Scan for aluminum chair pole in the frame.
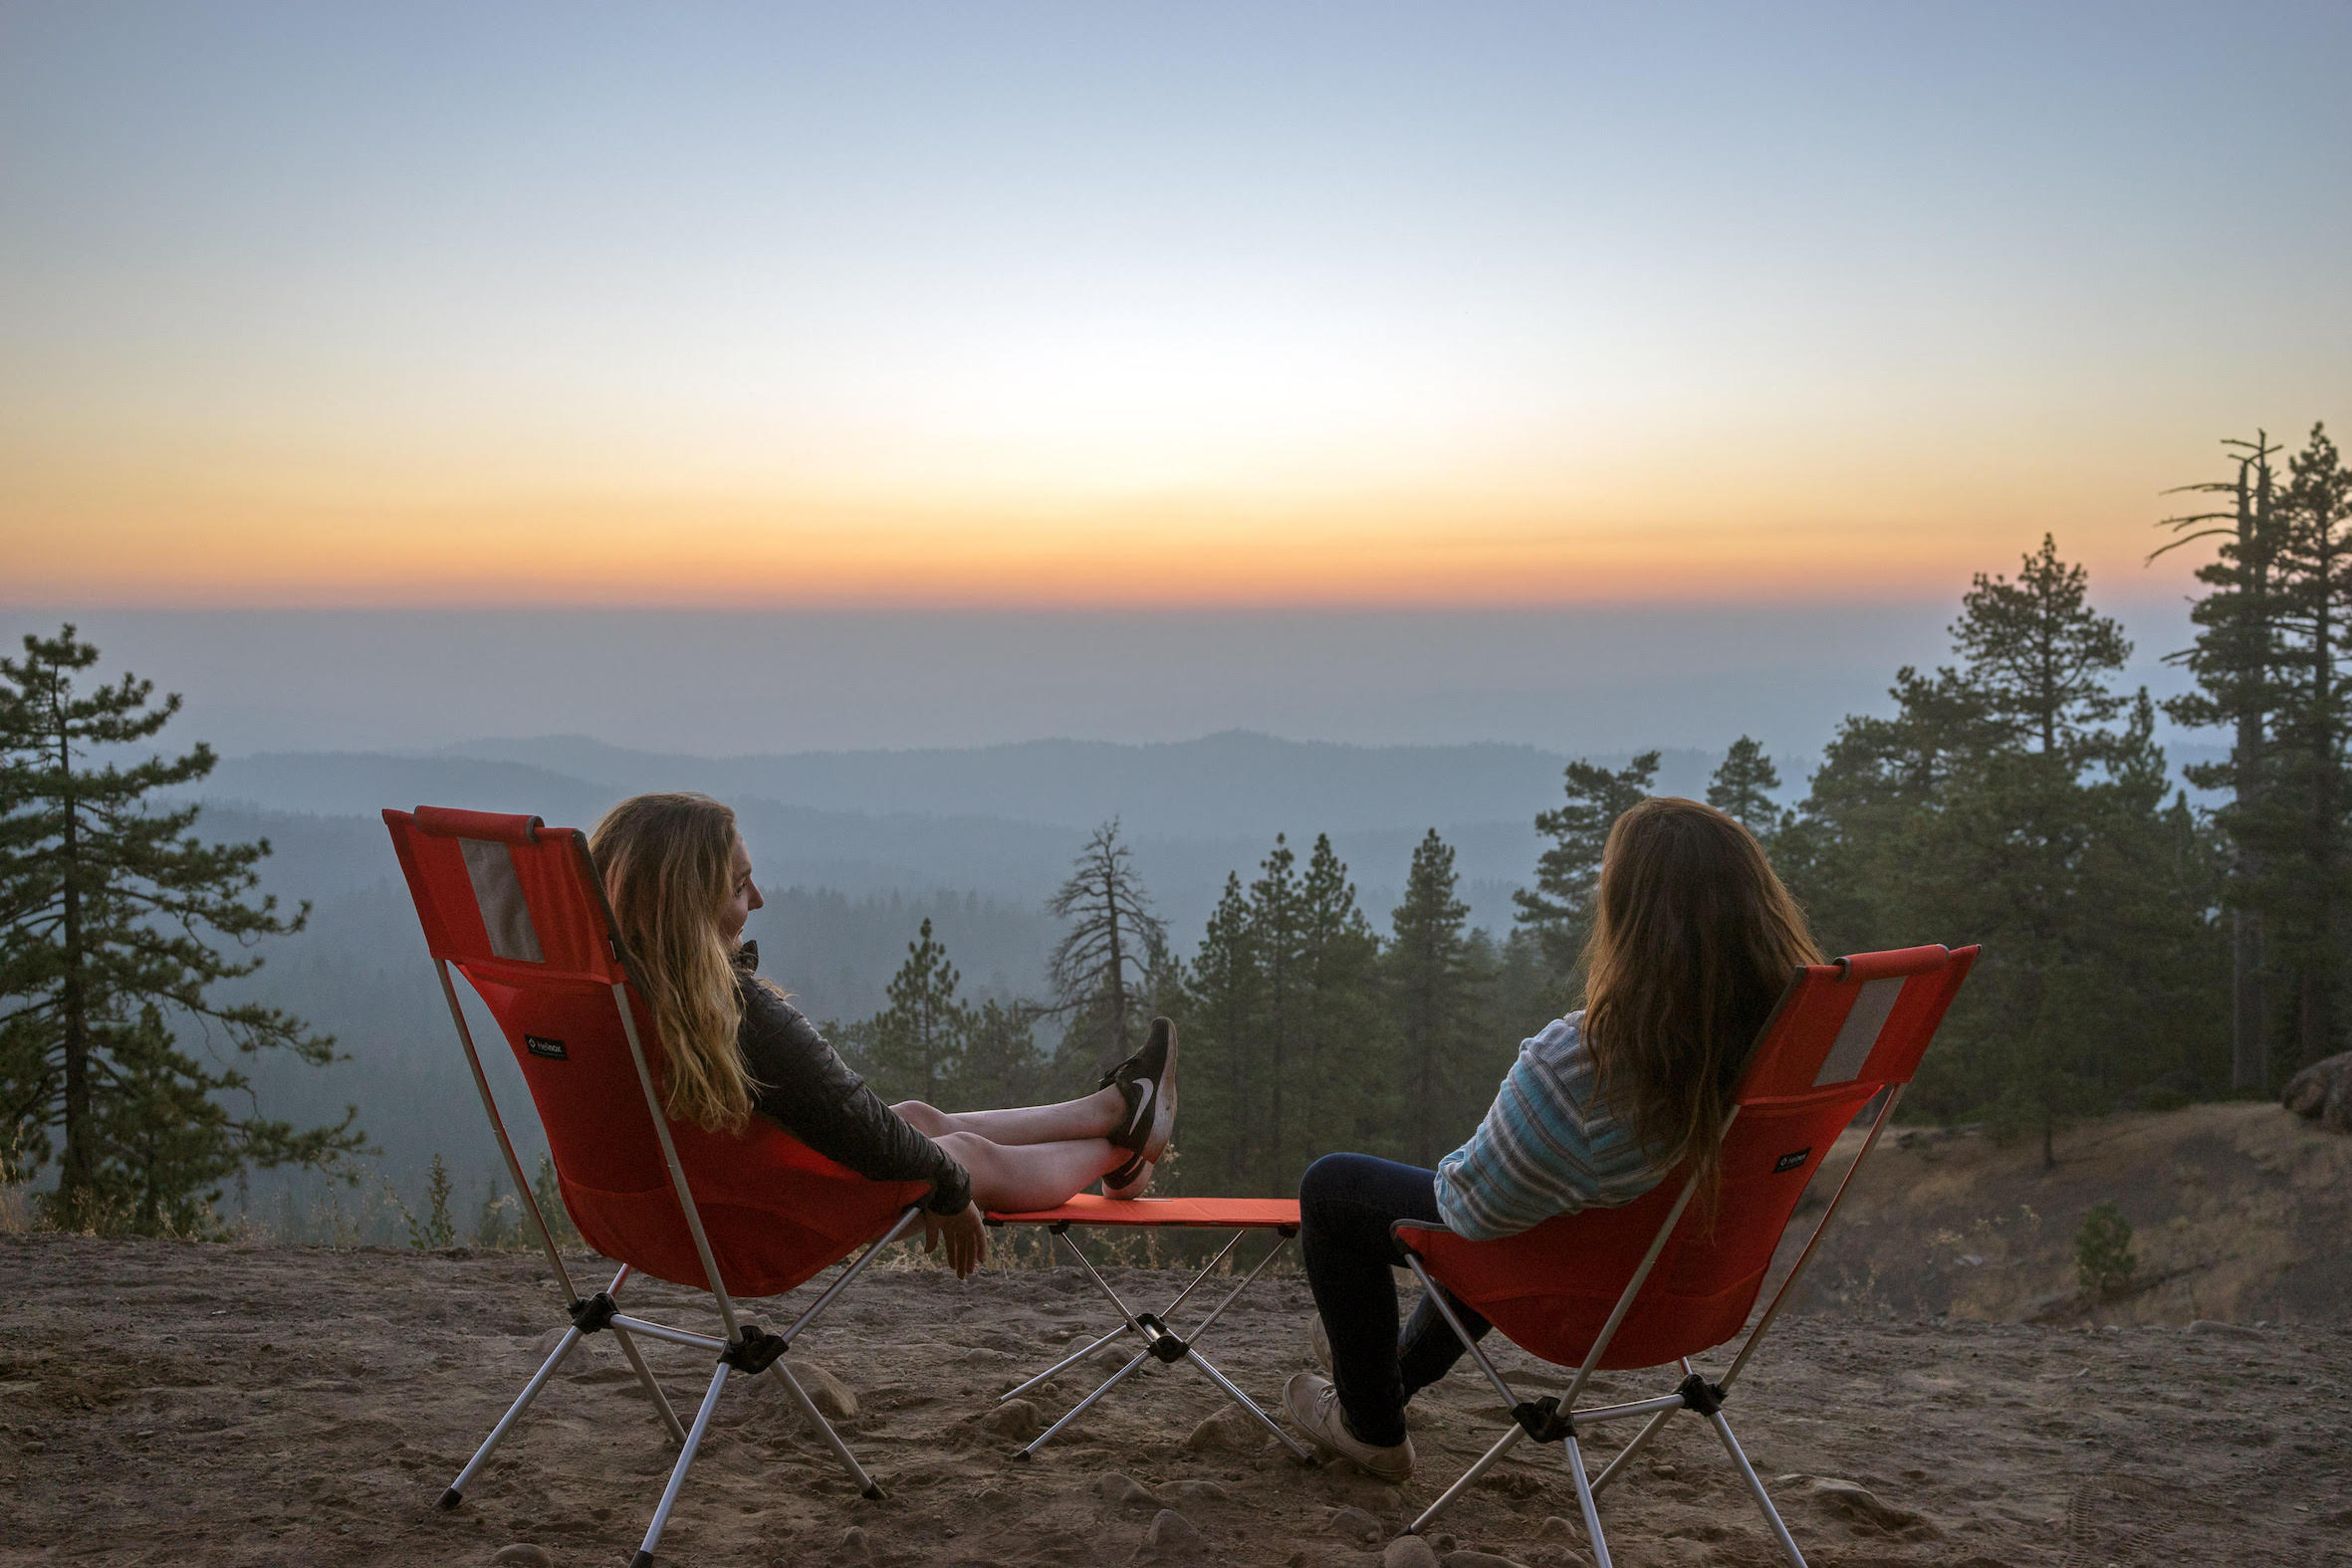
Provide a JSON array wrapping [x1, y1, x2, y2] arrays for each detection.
[[773, 1363, 884, 1498], [1708, 1410, 1807, 1568], [1721, 1085, 1906, 1394], [1407, 1424, 1525, 1535], [441, 1327, 584, 1506], [1588, 1406, 1675, 1494], [600, 1263, 686, 1447], [1561, 1430, 1615, 1568], [781, 1206, 923, 1345], [1000, 1230, 1247, 1404], [611, 983, 743, 1344], [632, 1362, 731, 1568], [432, 961, 579, 1303], [1182, 1345, 1313, 1461], [1561, 1106, 1736, 1411]]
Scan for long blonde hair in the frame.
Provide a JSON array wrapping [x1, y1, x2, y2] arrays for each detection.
[[1579, 796, 1821, 1200], [589, 792, 756, 1133]]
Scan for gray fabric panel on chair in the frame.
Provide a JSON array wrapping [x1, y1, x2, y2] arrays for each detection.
[[460, 838, 546, 963], [1814, 976, 1902, 1085]]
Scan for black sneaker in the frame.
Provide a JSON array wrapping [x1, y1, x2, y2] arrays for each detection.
[[1100, 1016, 1177, 1167]]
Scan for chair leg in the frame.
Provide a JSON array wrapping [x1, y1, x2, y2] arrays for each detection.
[[1706, 1410, 1808, 1568], [611, 1326, 686, 1448], [631, 1362, 730, 1568], [1589, 1405, 1675, 1495], [772, 1362, 884, 1499], [1181, 1346, 1313, 1461], [440, 1326, 586, 1508], [1406, 1423, 1525, 1534], [1561, 1430, 1616, 1568]]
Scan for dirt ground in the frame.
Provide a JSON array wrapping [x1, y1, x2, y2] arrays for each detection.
[[1783, 1102, 2352, 1327], [5, 1231, 2349, 1568]]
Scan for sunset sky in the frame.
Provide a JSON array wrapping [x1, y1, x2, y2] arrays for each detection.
[[5, 2, 2346, 610]]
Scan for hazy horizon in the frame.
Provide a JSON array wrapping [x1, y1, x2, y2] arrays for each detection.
[[1, 595, 2207, 761]]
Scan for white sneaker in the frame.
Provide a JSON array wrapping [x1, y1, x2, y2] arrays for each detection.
[[1284, 1372, 1414, 1482]]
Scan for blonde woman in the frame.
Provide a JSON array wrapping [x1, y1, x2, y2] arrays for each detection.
[[1287, 796, 1821, 1480], [589, 792, 1176, 1279]]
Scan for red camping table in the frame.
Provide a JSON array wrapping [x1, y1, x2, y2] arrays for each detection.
[[986, 1195, 1313, 1461]]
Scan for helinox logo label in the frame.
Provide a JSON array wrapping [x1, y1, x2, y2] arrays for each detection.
[[1772, 1148, 1810, 1174], [525, 1034, 569, 1060]]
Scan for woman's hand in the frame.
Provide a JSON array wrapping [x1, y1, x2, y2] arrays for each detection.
[[921, 1202, 988, 1279]]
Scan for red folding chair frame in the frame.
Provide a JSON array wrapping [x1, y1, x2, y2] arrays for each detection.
[[985, 1196, 1314, 1461], [385, 806, 927, 1568], [1392, 944, 1977, 1568]]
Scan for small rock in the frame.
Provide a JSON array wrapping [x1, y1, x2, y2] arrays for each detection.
[[1136, 1508, 1206, 1558], [1095, 1472, 1162, 1510], [1808, 1478, 1927, 1532], [785, 1360, 858, 1419], [1170, 1479, 1230, 1501], [2189, 1319, 2261, 1340], [982, 1399, 1043, 1440], [1326, 1506, 1384, 1546], [491, 1548, 555, 1568], [2282, 1049, 2352, 1132], [527, 1327, 576, 1360], [1440, 1552, 1529, 1568], [1533, 1516, 1580, 1541], [1382, 1535, 1442, 1568], [1185, 1407, 1257, 1452], [836, 1524, 871, 1561]]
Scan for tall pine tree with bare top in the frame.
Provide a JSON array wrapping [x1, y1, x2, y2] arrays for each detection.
[[1045, 819, 1166, 1075]]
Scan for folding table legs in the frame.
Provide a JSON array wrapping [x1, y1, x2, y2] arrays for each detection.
[[1003, 1226, 1312, 1462]]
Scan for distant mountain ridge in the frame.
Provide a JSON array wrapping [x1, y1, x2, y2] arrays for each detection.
[[431, 730, 1724, 837]]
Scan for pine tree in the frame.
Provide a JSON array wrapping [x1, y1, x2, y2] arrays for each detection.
[[1385, 830, 1486, 1168], [531, 1152, 580, 1249], [957, 998, 1045, 1110], [1514, 752, 1658, 983], [1788, 542, 2228, 1161], [1045, 819, 1167, 1073], [2156, 432, 2286, 1091], [1171, 872, 1260, 1189], [1294, 834, 1383, 1174], [861, 918, 972, 1105], [411, 1153, 456, 1250], [1248, 835, 1307, 1188], [0, 625, 362, 1232], [1706, 737, 1784, 838]]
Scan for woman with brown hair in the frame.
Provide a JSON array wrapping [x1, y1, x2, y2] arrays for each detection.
[[589, 792, 1176, 1280], [1284, 796, 1820, 1480]]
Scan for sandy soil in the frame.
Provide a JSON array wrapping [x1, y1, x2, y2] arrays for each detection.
[[5, 1231, 2349, 1568]]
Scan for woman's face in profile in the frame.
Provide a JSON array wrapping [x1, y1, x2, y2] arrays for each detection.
[[716, 835, 763, 947]]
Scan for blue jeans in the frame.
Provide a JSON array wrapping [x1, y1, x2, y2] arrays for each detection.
[[1298, 1152, 1493, 1448]]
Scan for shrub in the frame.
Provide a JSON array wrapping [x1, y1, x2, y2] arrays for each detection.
[[2074, 1202, 2136, 1300]]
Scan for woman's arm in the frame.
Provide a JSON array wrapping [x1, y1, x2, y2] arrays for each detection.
[[736, 985, 973, 1215]]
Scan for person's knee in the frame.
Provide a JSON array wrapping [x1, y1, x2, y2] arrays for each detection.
[[893, 1099, 950, 1136], [1299, 1150, 1371, 1205]]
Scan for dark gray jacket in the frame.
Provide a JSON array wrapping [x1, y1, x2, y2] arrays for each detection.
[[733, 945, 972, 1215]]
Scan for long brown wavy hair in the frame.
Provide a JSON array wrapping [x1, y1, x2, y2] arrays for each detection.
[[1579, 796, 1821, 1201], [589, 792, 757, 1133]]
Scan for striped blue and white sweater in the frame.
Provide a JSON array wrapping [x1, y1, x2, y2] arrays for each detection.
[[1431, 1011, 1666, 1240]]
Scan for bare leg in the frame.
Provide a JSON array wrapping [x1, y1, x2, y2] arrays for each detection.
[[893, 1086, 1126, 1148], [934, 1130, 1131, 1214]]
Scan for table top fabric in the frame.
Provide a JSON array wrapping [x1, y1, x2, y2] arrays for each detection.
[[986, 1194, 1300, 1229]]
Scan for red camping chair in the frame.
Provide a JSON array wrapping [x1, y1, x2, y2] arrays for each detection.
[[384, 806, 933, 1568], [1394, 943, 1977, 1568], [985, 1195, 1314, 1461]]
